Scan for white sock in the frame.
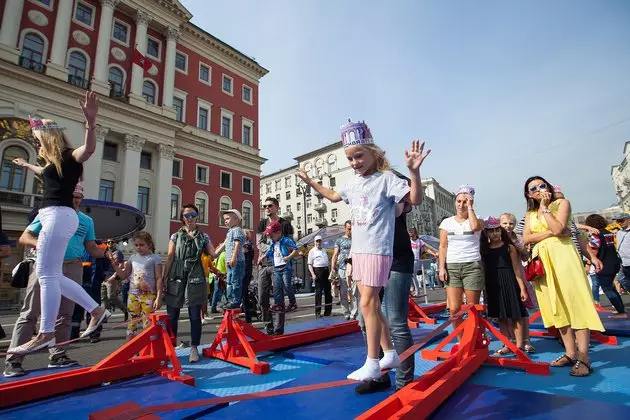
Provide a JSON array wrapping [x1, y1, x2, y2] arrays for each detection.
[[347, 357, 381, 381], [379, 349, 401, 370]]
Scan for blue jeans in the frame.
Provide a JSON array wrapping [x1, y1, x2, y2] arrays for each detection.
[[121, 281, 130, 307], [167, 304, 202, 346], [357, 270, 415, 389], [211, 279, 224, 310], [227, 260, 245, 305], [591, 275, 601, 302], [273, 265, 296, 306], [592, 274, 626, 314]]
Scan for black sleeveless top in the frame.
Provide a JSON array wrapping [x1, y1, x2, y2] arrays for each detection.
[[40, 148, 83, 209]]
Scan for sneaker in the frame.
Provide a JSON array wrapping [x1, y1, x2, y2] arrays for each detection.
[[270, 304, 284, 313], [354, 377, 391, 395], [90, 337, 101, 344], [3, 362, 26, 378], [210, 308, 219, 314], [224, 302, 241, 310], [189, 346, 200, 363], [287, 303, 298, 313], [176, 341, 190, 349], [48, 355, 79, 368]]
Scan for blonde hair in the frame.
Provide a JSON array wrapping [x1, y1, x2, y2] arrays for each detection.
[[34, 119, 71, 177], [361, 144, 391, 172], [499, 213, 517, 223]]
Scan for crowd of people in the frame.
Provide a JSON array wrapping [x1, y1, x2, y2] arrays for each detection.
[[1, 101, 628, 389]]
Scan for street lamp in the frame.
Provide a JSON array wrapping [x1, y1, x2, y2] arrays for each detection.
[[296, 177, 312, 292]]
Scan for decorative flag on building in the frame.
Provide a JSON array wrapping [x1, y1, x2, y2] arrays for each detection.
[[133, 48, 152, 72]]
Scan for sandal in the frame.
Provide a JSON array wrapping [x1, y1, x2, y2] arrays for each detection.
[[522, 343, 536, 353], [570, 359, 593, 377], [493, 346, 513, 356], [550, 354, 576, 367]]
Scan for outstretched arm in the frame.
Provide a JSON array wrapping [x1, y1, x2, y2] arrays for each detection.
[[12, 158, 43, 175], [72, 91, 99, 163], [297, 171, 342, 202], [403, 139, 430, 205]]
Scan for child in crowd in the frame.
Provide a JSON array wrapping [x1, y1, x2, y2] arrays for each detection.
[[209, 250, 227, 313], [111, 231, 162, 339], [500, 212, 536, 352], [480, 217, 530, 355], [257, 220, 299, 312], [218, 209, 245, 309], [298, 119, 429, 381]]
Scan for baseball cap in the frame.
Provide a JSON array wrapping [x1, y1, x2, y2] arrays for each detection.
[[222, 208, 242, 220], [612, 212, 630, 221], [314, 235, 323, 241], [264, 220, 282, 235]]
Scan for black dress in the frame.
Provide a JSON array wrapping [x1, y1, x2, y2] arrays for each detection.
[[484, 244, 529, 319]]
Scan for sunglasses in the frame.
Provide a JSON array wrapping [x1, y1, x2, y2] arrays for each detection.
[[528, 182, 547, 193], [183, 212, 198, 219], [263, 204, 275, 209]]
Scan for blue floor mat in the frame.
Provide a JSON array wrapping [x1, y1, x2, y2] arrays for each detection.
[[530, 312, 630, 336], [431, 383, 630, 419]]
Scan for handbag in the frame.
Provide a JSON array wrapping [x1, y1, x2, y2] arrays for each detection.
[[11, 259, 33, 288], [524, 255, 544, 282]]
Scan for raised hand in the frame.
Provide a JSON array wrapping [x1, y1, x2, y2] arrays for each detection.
[[297, 170, 311, 184], [79, 91, 99, 126], [12, 157, 27, 167], [404, 139, 431, 172], [540, 190, 552, 209], [464, 194, 474, 209]]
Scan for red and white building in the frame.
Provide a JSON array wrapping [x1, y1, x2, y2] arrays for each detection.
[[0, 0, 267, 307]]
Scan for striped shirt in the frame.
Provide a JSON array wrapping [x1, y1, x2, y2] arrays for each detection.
[[515, 215, 582, 253]]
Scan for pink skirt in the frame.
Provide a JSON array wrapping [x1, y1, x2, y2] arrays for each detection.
[[352, 254, 393, 288]]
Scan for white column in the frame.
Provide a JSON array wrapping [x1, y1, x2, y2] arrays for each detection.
[[0, 0, 25, 64], [120, 134, 145, 206], [128, 10, 151, 105], [90, 0, 121, 96], [161, 27, 179, 117], [153, 144, 174, 254], [83, 126, 108, 199], [45, 0, 74, 80]]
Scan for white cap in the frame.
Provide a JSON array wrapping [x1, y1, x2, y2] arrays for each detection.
[[222, 208, 242, 220], [314, 235, 323, 241]]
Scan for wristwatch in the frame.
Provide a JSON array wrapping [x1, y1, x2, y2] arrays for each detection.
[[541, 209, 552, 214]]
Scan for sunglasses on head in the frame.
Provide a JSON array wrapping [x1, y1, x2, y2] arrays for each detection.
[[529, 182, 547, 193], [183, 212, 198, 219]]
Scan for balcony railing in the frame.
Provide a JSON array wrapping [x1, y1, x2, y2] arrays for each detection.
[[68, 75, 88, 89], [314, 217, 328, 227], [19, 56, 46, 74], [314, 202, 327, 213], [283, 212, 294, 221], [109, 86, 127, 101], [0, 189, 42, 208]]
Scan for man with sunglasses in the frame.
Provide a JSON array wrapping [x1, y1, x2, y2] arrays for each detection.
[[257, 197, 294, 335]]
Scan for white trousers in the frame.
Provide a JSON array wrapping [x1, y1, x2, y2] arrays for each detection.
[[36, 206, 98, 333]]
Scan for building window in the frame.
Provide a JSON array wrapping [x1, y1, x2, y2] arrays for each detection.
[[265, 183, 271, 193], [196, 165, 208, 184], [198, 107, 208, 130], [219, 196, 232, 226], [275, 194, 280, 201], [307, 214, 312, 223], [99, 179, 114, 201], [173, 96, 184, 122], [222, 74, 233, 94], [242, 201, 252, 230], [242, 177, 252, 194], [102, 142, 117, 161], [220, 171, 232, 189], [285, 191, 291, 200], [286, 205, 292, 213], [331, 209, 338, 219], [67, 51, 87, 87], [306, 199, 311, 208], [242, 124, 251, 146], [170, 187, 180, 220], [20, 33, 45, 68], [172, 158, 182, 178], [146, 38, 160, 59], [297, 202, 301, 211], [298, 231, 302, 238], [140, 151, 151, 170], [296, 188, 301, 196], [34, 0, 52, 7], [284, 176, 291, 188], [242, 85, 252, 104], [112, 20, 129, 45], [195, 192, 208, 224], [329, 177, 336, 188], [108, 66, 125, 97], [199, 63, 210, 83], [274, 179, 281, 191], [221, 115, 231, 138], [307, 228, 313, 234], [175, 52, 187, 72], [142, 80, 156, 104], [137, 186, 150, 214], [0, 146, 28, 192], [297, 216, 302, 226], [74, 2, 94, 28]]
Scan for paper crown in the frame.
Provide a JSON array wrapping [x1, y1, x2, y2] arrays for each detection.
[[28, 115, 65, 131], [456, 184, 475, 197], [551, 184, 562, 193], [484, 216, 501, 229], [340, 118, 374, 148]]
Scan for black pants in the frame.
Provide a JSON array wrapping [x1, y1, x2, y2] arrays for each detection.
[[167, 305, 202, 346], [71, 266, 102, 339], [258, 265, 285, 334], [242, 268, 254, 323], [314, 267, 332, 316]]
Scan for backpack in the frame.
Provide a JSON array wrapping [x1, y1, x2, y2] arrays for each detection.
[[596, 229, 621, 276]]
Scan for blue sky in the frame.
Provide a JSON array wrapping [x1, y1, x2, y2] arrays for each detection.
[[182, 0, 630, 218]]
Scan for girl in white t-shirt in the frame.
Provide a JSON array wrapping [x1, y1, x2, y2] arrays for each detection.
[[111, 231, 163, 339], [438, 185, 484, 336], [298, 119, 430, 382]]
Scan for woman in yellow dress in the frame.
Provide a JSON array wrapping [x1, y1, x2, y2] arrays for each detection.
[[522, 176, 604, 377]]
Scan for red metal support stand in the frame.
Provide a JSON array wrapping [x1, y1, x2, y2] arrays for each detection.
[[0, 314, 193, 409], [202, 309, 361, 374], [528, 310, 618, 345], [407, 298, 447, 327], [357, 305, 549, 420]]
